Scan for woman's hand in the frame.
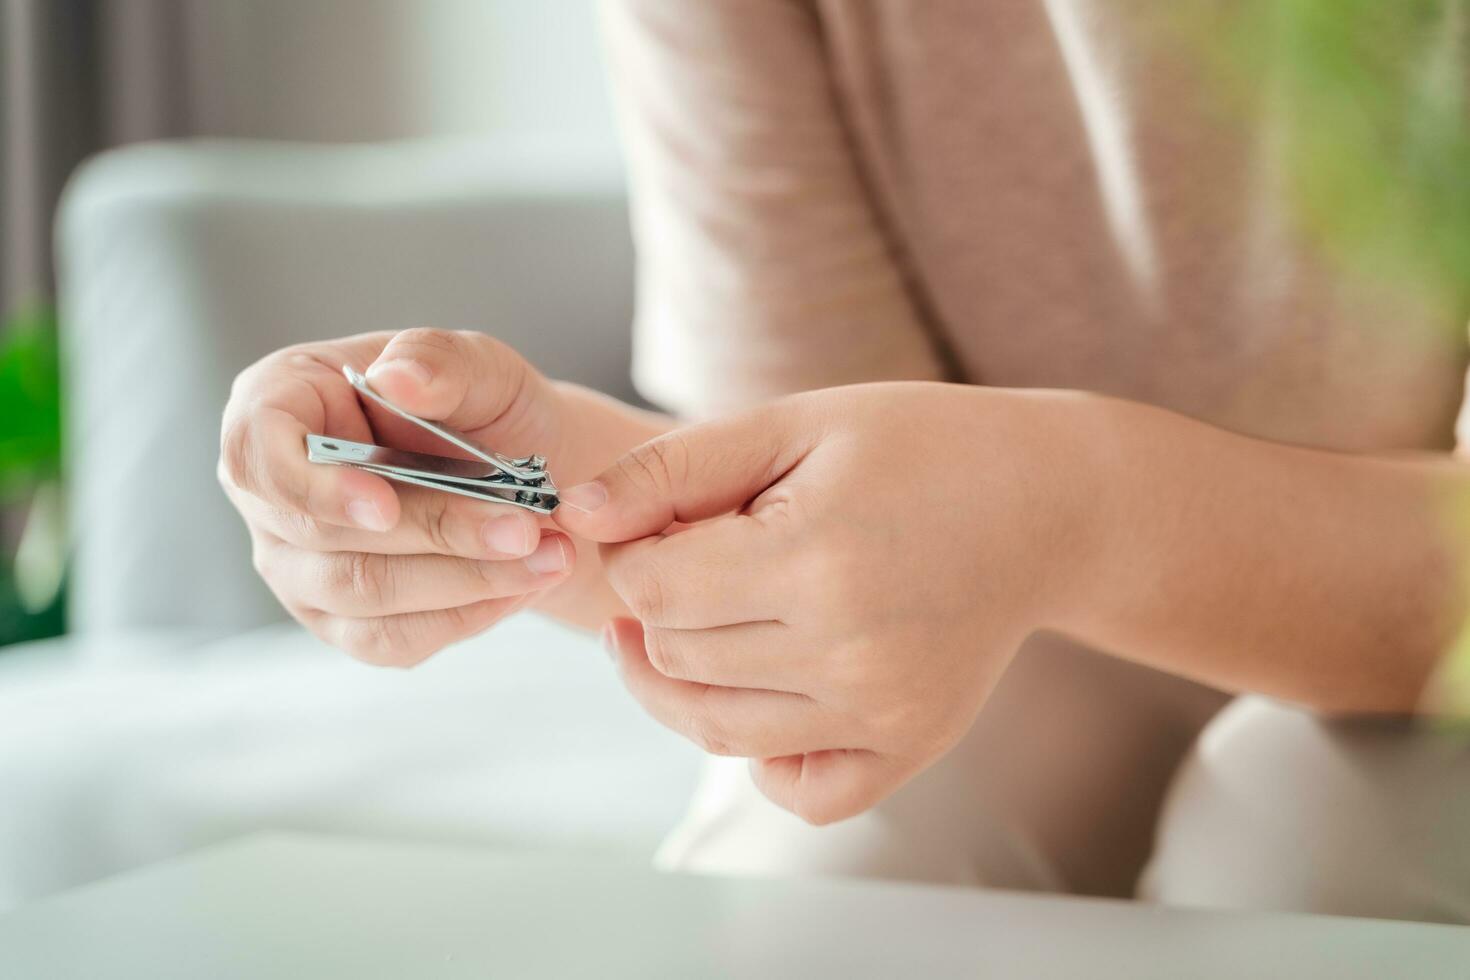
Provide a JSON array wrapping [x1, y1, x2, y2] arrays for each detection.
[[556, 382, 1110, 824], [219, 329, 580, 666]]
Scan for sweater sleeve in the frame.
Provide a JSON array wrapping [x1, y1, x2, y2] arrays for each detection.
[[599, 0, 945, 418]]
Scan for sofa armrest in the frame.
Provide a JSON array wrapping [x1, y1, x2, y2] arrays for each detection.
[[55, 138, 633, 635]]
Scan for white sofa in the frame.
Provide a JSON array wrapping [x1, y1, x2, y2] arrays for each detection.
[[0, 139, 701, 913]]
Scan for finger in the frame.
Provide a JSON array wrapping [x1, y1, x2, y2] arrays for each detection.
[[310, 594, 530, 669], [220, 404, 402, 531], [554, 404, 815, 543], [362, 328, 556, 457], [231, 480, 544, 559], [601, 515, 791, 628], [224, 332, 396, 449], [221, 335, 418, 530], [257, 533, 573, 617], [603, 618, 847, 758], [641, 622, 807, 691], [749, 750, 904, 826]]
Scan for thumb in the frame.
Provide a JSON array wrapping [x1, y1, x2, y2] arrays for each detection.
[[554, 407, 810, 543], [363, 328, 546, 432]]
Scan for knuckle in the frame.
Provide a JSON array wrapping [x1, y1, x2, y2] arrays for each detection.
[[342, 616, 419, 668], [225, 362, 256, 403], [391, 326, 459, 356], [218, 418, 254, 490], [278, 348, 330, 376], [224, 358, 268, 413], [441, 601, 491, 638], [622, 433, 689, 496], [684, 710, 738, 757], [337, 551, 393, 609], [620, 569, 669, 624], [752, 493, 819, 556], [448, 330, 523, 381], [417, 493, 455, 554], [455, 328, 509, 359], [471, 555, 511, 591], [279, 509, 334, 548], [337, 621, 383, 663], [642, 630, 688, 680]]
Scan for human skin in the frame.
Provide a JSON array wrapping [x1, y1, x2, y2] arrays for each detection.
[[555, 382, 1469, 822], [221, 327, 1468, 823], [219, 329, 666, 658]]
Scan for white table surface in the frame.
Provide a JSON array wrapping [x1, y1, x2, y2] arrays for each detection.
[[1, 832, 1467, 978], [0, 619, 702, 914]]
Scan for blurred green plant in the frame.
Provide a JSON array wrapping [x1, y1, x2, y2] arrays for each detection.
[[1182, 0, 1469, 313], [0, 305, 65, 646]]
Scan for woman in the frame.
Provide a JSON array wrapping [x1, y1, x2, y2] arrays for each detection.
[[220, 1, 1470, 919]]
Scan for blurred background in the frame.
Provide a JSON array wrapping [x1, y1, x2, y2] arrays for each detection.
[[1, 0, 1466, 922], [0, 0, 702, 916], [1, 0, 622, 647]]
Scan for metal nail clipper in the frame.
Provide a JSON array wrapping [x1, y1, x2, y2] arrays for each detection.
[[306, 365, 559, 514]]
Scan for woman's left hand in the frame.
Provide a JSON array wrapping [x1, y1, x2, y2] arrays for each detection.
[[555, 382, 1111, 824]]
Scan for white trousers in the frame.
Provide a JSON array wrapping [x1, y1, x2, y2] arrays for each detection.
[[654, 633, 1470, 924]]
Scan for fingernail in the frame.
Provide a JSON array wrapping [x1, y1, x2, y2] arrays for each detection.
[[346, 498, 390, 532], [600, 622, 618, 661], [560, 481, 606, 513], [366, 358, 432, 387], [484, 515, 533, 556], [523, 535, 569, 575]]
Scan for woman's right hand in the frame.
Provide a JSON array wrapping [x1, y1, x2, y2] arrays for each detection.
[[218, 328, 578, 666]]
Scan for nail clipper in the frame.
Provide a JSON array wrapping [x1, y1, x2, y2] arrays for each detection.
[[305, 365, 559, 514]]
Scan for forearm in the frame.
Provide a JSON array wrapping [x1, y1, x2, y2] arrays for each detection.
[[1056, 395, 1469, 714], [534, 382, 675, 629]]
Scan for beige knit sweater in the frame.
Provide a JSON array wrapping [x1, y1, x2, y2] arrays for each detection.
[[601, 0, 1467, 452]]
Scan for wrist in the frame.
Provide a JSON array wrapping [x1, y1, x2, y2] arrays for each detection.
[[1019, 389, 1134, 639]]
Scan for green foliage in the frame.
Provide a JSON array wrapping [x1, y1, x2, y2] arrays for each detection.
[[0, 306, 63, 498], [0, 562, 65, 646], [0, 305, 65, 646], [1183, 0, 1470, 311]]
